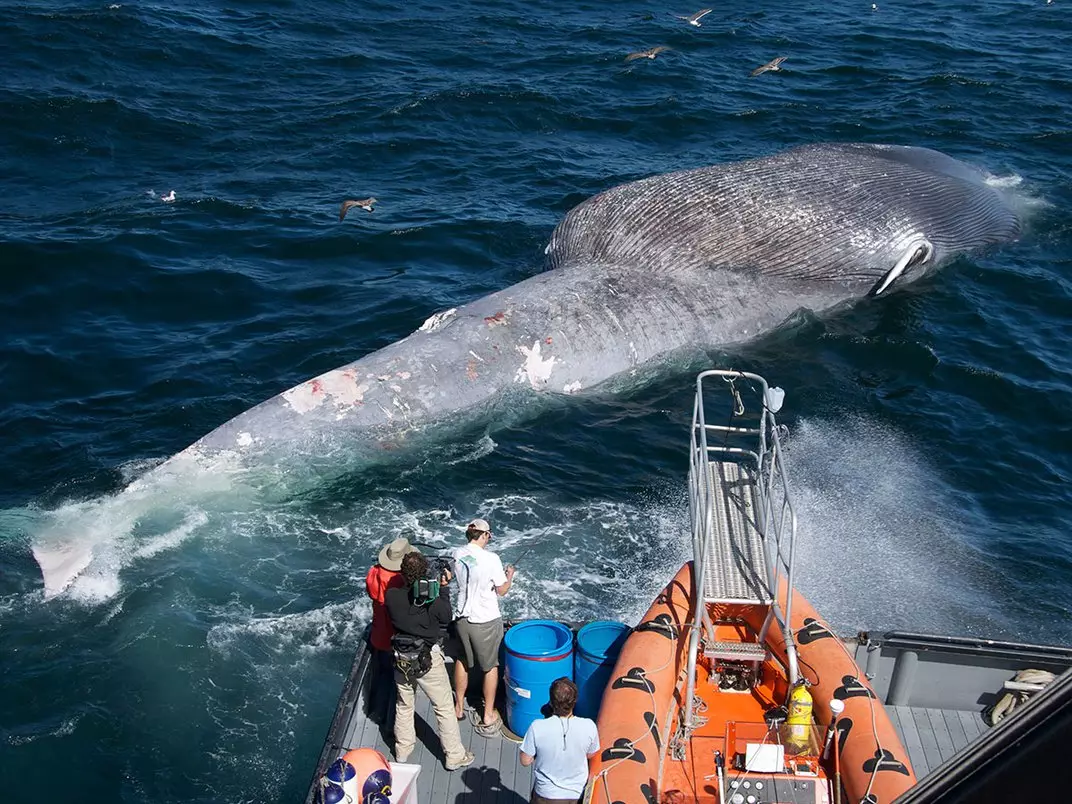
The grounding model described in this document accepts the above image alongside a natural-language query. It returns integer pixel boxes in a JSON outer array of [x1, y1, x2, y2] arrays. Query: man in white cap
[[451, 517, 515, 735], [365, 537, 418, 733]]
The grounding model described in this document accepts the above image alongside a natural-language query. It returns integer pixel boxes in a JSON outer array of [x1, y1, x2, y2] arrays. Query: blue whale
[[32, 142, 1021, 596], [175, 143, 1020, 464]]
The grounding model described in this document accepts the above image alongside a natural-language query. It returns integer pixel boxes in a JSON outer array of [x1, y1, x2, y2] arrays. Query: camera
[[429, 555, 455, 579]]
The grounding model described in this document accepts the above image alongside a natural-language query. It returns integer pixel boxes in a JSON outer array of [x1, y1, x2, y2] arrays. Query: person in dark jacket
[[385, 552, 475, 771]]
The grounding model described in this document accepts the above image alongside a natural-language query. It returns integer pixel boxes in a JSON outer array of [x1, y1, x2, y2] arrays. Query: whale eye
[[870, 240, 933, 297]]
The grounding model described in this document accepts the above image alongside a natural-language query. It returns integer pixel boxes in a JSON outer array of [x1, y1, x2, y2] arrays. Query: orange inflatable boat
[[586, 370, 917, 804]]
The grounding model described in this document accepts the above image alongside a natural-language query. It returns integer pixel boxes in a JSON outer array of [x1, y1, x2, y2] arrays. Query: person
[[519, 677, 600, 804], [385, 551, 475, 771], [452, 517, 515, 735], [365, 537, 416, 732]]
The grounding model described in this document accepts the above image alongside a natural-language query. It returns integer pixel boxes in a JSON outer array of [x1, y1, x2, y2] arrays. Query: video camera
[[411, 555, 455, 607], [429, 555, 455, 579]]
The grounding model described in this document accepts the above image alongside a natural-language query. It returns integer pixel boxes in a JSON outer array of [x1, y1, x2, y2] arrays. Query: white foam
[[207, 599, 365, 658], [984, 173, 1023, 189], [784, 415, 1006, 636], [982, 170, 1052, 222], [6, 714, 81, 746], [27, 456, 250, 601], [132, 509, 209, 559]]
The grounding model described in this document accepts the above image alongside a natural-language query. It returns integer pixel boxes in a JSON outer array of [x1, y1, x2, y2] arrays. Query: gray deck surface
[[335, 660, 533, 804], [887, 705, 990, 778]]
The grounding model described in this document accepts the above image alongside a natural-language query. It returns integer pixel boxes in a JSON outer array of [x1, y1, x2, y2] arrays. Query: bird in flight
[[676, 8, 713, 26], [750, 56, 787, 76], [625, 46, 671, 62], [339, 198, 377, 220]]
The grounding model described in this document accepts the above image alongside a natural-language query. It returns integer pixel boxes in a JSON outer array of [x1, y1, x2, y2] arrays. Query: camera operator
[[384, 552, 475, 771]]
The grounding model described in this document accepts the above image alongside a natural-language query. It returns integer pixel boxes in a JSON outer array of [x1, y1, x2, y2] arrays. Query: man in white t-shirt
[[451, 517, 515, 735], [520, 677, 600, 804]]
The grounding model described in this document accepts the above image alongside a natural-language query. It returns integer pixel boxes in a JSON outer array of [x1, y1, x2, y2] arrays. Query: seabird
[[676, 8, 713, 26], [160, 190, 176, 203], [625, 46, 671, 62], [340, 198, 376, 220], [750, 56, 787, 76]]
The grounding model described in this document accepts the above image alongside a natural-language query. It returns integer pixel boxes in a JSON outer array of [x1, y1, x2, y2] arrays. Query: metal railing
[[683, 369, 800, 731]]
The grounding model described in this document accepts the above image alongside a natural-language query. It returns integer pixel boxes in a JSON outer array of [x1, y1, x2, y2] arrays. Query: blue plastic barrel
[[503, 620, 574, 738], [574, 620, 632, 720]]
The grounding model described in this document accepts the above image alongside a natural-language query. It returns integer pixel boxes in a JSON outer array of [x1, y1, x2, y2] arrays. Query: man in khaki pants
[[385, 552, 475, 771]]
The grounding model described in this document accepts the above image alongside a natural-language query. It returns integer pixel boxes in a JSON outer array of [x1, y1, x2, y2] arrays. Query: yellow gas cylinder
[[785, 680, 814, 751]]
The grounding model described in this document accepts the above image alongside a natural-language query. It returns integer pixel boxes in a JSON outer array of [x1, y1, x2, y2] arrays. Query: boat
[[305, 369, 1072, 804]]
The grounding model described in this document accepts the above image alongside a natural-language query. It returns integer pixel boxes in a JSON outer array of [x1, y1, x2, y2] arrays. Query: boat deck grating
[[701, 461, 773, 604], [887, 705, 990, 778], [704, 641, 769, 661]]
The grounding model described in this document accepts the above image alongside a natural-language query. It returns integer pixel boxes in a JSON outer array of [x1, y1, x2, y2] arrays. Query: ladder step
[[705, 641, 769, 661]]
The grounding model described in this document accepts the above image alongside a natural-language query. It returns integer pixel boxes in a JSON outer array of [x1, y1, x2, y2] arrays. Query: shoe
[[445, 750, 475, 772], [395, 748, 412, 763]]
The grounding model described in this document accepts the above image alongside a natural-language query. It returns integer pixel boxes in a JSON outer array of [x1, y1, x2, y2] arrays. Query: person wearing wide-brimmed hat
[[366, 537, 418, 734]]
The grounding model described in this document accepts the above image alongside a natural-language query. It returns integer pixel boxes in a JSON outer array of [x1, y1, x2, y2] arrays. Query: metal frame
[[683, 369, 800, 732]]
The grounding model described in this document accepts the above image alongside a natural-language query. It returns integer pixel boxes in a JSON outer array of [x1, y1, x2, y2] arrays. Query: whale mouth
[[869, 239, 934, 297]]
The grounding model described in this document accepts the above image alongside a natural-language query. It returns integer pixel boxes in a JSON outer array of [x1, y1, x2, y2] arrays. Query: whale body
[[176, 143, 1020, 465], [32, 142, 1022, 596]]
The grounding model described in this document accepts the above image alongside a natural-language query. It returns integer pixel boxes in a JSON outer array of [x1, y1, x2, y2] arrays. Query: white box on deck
[[389, 762, 421, 804], [744, 743, 785, 773]]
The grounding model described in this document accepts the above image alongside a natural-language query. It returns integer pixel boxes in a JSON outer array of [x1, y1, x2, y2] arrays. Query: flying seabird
[[750, 56, 787, 76], [676, 8, 713, 26], [339, 198, 377, 220], [625, 46, 671, 62]]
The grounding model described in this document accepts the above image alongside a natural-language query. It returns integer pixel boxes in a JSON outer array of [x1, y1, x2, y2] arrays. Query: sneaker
[[395, 747, 412, 763], [445, 750, 475, 772]]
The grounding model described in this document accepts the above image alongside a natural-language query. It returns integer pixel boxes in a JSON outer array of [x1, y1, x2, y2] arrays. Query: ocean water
[[1, 0, 1070, 800]]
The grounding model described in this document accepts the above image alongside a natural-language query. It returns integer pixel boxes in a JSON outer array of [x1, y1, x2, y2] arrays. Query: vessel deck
[[306, 645, 533, 804], [306, 643, 997, 804], [887, 704, 989, 778]]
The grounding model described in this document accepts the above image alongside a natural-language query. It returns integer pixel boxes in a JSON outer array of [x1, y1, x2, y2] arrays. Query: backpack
[[392, 633, 433, 682]]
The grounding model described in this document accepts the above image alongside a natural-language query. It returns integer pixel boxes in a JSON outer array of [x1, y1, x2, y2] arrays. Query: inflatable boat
[[305, 370, 1072, 804]]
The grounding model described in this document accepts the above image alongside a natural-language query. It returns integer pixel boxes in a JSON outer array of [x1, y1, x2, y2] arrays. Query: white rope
[[986, 668, 1056, 726]]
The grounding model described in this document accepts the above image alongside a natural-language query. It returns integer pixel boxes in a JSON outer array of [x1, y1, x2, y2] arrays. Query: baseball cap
[[466, 518, 491, 533]]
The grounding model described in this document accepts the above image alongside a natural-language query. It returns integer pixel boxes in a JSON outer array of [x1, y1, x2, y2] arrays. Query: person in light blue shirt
[[519, 677, 600, 804]]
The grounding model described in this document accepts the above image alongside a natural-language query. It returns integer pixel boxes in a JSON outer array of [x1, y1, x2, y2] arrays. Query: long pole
[[833, 719, 841, 804]]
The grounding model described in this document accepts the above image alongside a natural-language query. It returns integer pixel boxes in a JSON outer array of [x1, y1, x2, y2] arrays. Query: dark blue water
[[2, 0, 1071, 801]]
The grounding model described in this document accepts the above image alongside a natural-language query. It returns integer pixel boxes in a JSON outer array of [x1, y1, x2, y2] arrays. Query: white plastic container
[[389, 762, 422, 804]]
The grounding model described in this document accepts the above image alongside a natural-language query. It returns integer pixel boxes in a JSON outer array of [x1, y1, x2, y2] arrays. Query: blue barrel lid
[[576, 620, 631, 661], [504, 619, 573, 657]]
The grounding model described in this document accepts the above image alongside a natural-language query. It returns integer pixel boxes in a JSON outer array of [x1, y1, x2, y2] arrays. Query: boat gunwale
[[862, 630, 1072, 663]]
